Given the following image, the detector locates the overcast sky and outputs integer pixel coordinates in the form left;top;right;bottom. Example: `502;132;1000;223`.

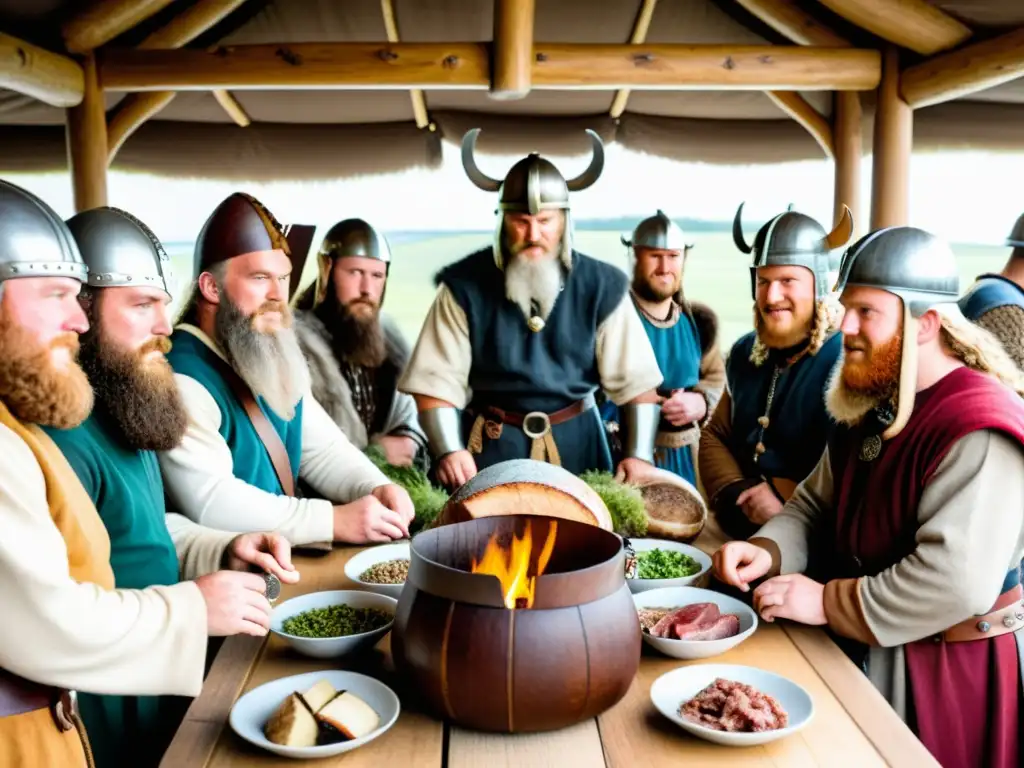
5;142;1020;247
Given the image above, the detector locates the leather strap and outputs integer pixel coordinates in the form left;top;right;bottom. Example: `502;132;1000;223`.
210;354;295;497
941;585;1024;643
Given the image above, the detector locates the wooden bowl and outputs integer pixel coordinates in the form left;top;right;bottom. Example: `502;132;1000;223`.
391;515;640;733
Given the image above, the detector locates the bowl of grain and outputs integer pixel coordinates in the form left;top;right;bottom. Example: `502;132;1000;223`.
270;590;397;659
344;542;411;599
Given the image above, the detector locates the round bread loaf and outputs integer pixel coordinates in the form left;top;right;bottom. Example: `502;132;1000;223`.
633;467;707;542
435;459;614;531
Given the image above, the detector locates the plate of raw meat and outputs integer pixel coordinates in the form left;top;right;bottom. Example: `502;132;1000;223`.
633;586;757;659
650;663;814;746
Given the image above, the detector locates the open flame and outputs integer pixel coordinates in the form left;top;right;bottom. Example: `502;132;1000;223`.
470;520;558;609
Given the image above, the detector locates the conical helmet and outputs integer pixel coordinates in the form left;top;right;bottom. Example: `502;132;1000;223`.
65;206;173;296
460;129;605;269
621;210;691;253
305;218;392;309
733;203;854;299
1007;212;1024;248
0;179;87;285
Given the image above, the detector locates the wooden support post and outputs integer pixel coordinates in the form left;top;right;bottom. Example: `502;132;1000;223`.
63;0;178;53
380;0;430;127
765;91;834;158
0;31;83;107
870;47;911;231
66;55;108;212
491;0;535;100
833;91;862;237
609;0;659;118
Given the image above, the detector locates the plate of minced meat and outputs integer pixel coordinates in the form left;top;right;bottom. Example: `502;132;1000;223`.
650;664;814;746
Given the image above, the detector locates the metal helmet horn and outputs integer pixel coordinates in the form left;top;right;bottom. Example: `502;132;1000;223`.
834;226;960;317
65;207;173;297
308;217;392;308
460;128;605;270
0;179;87;286
733;202;854;300
1007;212;1024;248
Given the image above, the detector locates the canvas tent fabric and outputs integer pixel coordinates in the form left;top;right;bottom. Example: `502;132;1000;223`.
1;0;1024;180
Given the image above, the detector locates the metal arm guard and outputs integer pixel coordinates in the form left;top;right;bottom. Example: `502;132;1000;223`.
618;403;661;464
419;406;465;459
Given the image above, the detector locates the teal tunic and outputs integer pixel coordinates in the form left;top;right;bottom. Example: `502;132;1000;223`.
602;305;702;483
44;410;186;768
166;328;303;495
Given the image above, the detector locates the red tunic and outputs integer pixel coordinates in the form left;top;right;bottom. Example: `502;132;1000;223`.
828;366;1024;768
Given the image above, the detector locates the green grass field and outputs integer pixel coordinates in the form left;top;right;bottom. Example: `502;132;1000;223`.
167;231;1008;352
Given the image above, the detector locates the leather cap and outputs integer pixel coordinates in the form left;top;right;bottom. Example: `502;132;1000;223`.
193;192;290;275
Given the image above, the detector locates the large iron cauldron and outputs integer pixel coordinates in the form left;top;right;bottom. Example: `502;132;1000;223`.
391;515;640;733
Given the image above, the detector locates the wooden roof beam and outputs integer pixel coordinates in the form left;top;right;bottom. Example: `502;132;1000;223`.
733;0;849;47
380;0;429;128
0;31;83;107
491;0;535;100
106;0;251;163
766;91;834;157
814;0;971;56
609;0;659;119
97;43;881;91
901;26;1024;109
212;89;250;126
63;0;178;54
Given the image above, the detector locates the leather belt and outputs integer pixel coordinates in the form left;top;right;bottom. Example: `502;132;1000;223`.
940;585;1024;643
0;668;77;731
477;394;594;433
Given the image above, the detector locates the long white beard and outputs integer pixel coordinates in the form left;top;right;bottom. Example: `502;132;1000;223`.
504;255;563;322
217;303;311;420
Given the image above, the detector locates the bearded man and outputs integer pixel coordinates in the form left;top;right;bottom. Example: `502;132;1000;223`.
0;180;277;767
157;193;415;548
698;204;853;540
399;129;664;489
601;211;724;485
293;218;426;470
713;226;1024;768
958;212;1024;370
42;206;301;768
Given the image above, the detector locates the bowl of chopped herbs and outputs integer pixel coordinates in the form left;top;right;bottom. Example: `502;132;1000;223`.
271;590;397;659
625;538;712;594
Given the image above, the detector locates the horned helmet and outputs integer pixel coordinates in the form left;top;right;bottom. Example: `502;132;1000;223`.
460;128;605;270
621;210;694;305
733;203;854;363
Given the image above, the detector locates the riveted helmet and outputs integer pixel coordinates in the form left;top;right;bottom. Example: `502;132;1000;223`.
65;206;173;297
460;128;605;270
733;203;854;299
0;179;87;286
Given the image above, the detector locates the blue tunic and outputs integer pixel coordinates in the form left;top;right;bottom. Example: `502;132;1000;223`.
725;331;842;485
437;247;628;475
958;273;1024;320
166;328;303;495
603;302;702;483
44;410;184;768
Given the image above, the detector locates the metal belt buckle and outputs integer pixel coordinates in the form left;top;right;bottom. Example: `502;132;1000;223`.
522;411;551;439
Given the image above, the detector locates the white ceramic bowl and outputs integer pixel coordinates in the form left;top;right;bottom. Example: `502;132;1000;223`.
626;538;712;593
650;663;814;747
271;590;397;659
633;586;758;660
229;669;400;759
344;542;411;599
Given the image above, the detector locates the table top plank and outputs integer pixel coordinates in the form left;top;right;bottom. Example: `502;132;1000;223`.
449;720;606;768
597;623;883;767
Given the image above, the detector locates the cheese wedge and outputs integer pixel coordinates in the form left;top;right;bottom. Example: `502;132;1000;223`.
316;691;380;740
264;692;319;748
303;680;338;713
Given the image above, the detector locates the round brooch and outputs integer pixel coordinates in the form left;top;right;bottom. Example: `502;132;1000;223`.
859;434;883;462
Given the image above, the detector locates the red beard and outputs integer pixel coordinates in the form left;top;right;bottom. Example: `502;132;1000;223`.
842;330;903;396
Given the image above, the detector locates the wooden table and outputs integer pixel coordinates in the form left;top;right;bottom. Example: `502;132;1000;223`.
160;522;939;767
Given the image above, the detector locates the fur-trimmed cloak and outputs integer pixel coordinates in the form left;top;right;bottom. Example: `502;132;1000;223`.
293;310;427;454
